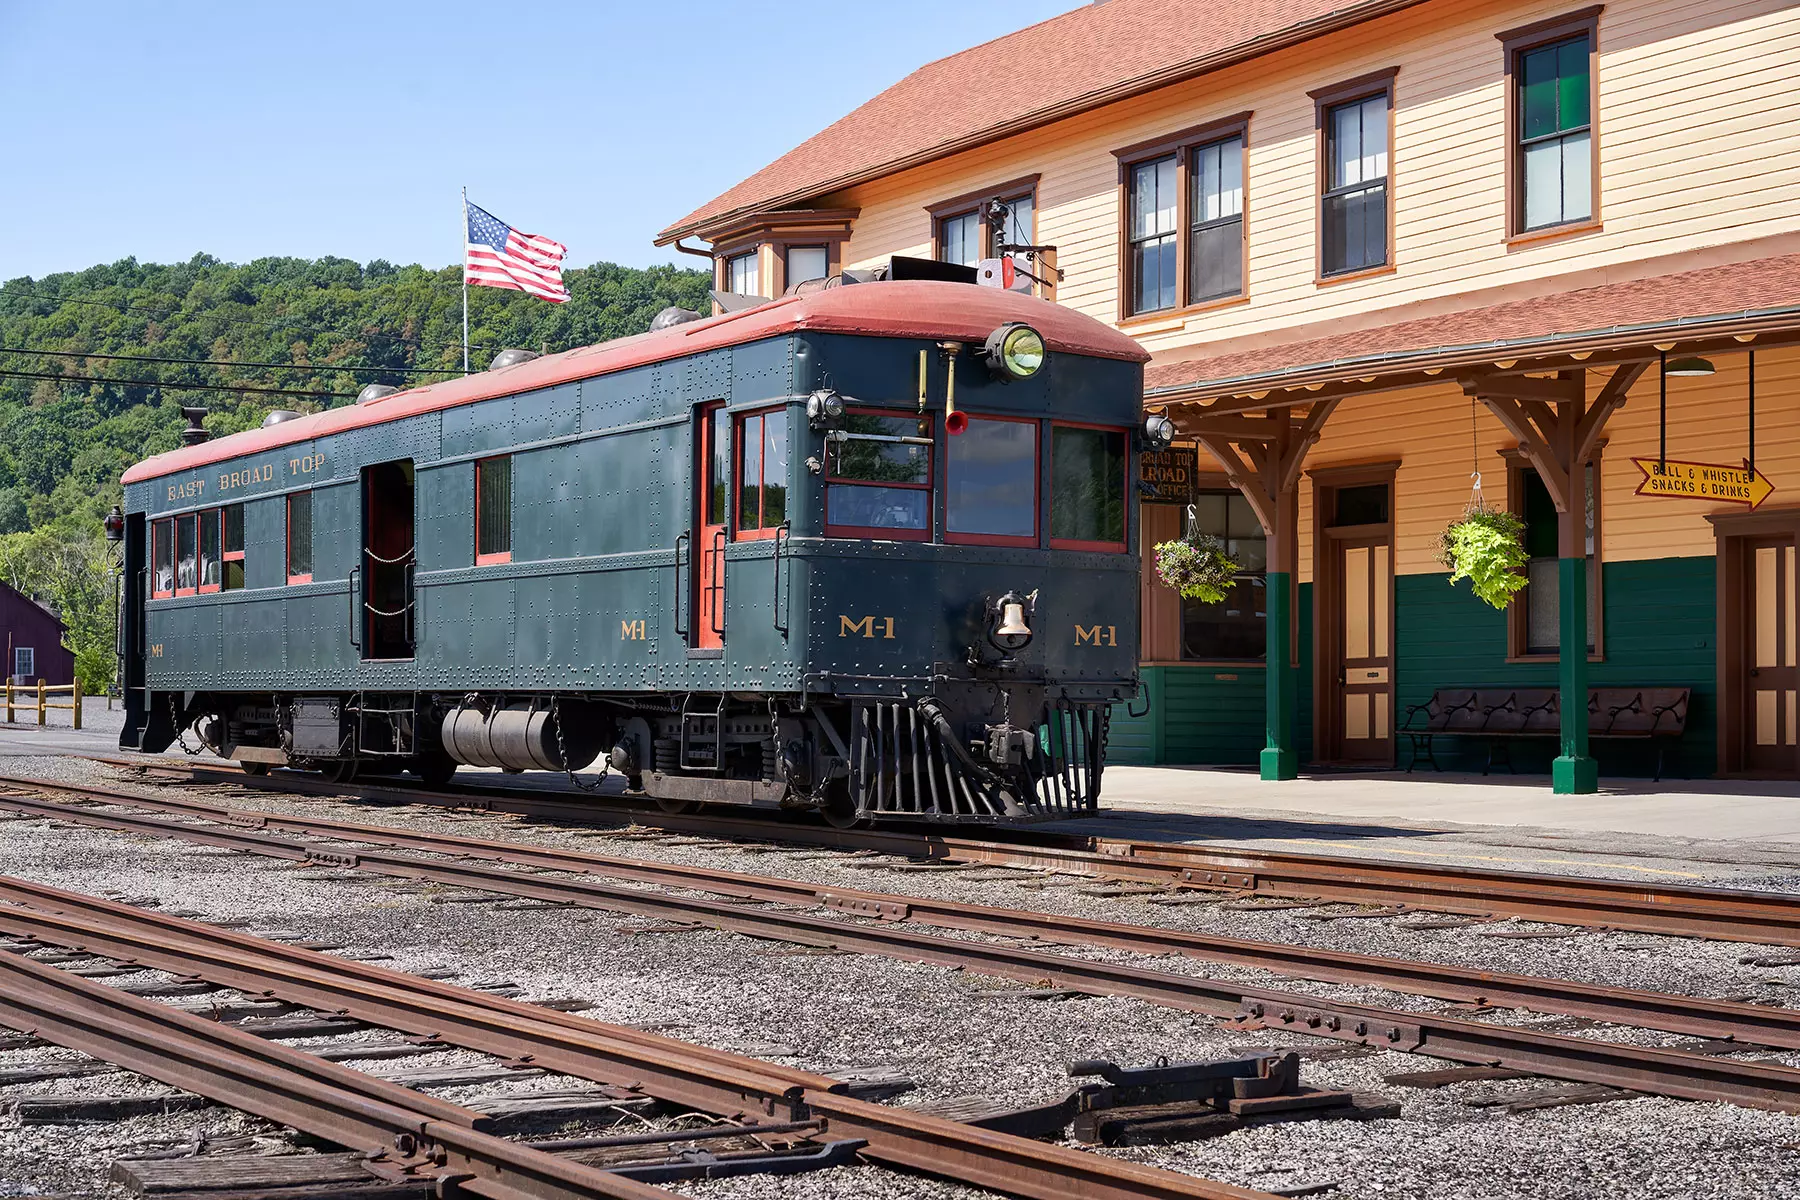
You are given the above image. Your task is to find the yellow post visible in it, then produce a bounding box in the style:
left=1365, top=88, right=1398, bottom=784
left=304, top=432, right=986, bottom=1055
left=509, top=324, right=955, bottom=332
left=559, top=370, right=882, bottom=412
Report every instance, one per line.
left=6, top=680, right=13, bottom=723
left=72, top=679, right=81, bottom=730
left=36, top=680, right=45, bottom=726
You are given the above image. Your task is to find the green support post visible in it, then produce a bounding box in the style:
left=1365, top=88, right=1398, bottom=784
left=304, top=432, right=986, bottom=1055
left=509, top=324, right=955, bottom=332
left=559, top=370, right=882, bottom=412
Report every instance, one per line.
left=1261, top=569, right=1297, bottom=781
left=1552, top=552, right=1595, bottom=793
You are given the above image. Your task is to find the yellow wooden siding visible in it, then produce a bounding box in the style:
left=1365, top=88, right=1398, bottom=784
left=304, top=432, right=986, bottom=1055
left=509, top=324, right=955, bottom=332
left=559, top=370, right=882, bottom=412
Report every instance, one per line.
left=1266, top=346, right=1800, bottom=583
left=827, top=0, right=1800, bottom=356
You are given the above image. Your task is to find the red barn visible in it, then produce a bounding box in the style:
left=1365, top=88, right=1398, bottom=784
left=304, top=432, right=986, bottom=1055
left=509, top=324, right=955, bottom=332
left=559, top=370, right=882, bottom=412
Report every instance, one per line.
left=0, top=581, right=75, bottom=687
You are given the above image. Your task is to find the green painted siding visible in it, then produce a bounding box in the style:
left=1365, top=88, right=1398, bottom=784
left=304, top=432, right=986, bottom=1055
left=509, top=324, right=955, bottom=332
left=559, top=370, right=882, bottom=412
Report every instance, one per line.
left=1114, top=561, right=1712, bottom=779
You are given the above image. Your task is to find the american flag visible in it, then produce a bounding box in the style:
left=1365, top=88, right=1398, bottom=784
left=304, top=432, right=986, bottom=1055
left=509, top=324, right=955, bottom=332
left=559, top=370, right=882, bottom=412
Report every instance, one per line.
left=464, top=201, right=569, bottom=303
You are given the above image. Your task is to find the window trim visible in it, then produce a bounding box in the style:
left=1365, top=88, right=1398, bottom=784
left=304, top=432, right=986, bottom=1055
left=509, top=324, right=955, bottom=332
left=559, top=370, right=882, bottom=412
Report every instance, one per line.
left=1504, top=444, right=1606, bottom=662
left=286, top=491, right=313, bottom=586
left=1111, top=113, right=1251, bottom=323
left=221, top=503, right=245, bottom=591
left=775, top=243, right=834, bottom=294
left=943, top=413, right=1041, bottom=549
left=722, top=248, right=761, bottom=297
left=151, top=518, right=174, bottom=600
left=1309, top=69, right=1398, bottom=285
left=475, top=455, right=513, bottom=566
left=12, top=646, right=32, bottom=680
left=733, top=406, right=789, bottom=543
left=1048, top=420, right=1131, bottom=553
left=1500, top=6, right=1603, bottom=245
left=823, top=406, right=933, bottom=543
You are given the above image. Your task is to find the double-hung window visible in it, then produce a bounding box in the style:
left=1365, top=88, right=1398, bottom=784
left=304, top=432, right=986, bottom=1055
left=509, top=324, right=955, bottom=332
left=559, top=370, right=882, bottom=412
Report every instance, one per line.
left=152, top=518, right=174, bottom=598
left=1317, top=77, right=1393, bottom=278
left=936, top=208, right=982, bottom=268
left=725, top=250, right=759, bottom=296
left=1507, top=17, right=1595, bottom=235
left=12, top=647, right=32, bottom=681
left=475, top=456, right=512, bottom=565
left=198, top=507, right=221, bottom=593
left=175, top=513, right=198, bottom=595
left=1117, top=118, right=1249, bottom=317
left=222, top=504, right=245, bottom=591
left=735, top=408, right=789, bottom=539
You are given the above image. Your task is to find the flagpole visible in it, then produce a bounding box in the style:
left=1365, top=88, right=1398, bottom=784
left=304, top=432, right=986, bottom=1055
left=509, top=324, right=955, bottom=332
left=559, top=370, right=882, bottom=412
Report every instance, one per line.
left=460, top=187, right=470, bottom=375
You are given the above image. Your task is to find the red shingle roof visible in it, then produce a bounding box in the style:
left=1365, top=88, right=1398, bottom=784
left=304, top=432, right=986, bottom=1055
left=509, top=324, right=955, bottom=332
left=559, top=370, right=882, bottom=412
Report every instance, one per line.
left=1143, top=252, right=1800, bottom=399
left=658, top=0, right=1417, bottom=243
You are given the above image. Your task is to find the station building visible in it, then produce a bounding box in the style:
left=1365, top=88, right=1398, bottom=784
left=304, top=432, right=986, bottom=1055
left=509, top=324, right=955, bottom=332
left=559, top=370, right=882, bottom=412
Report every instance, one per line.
left=657, top=0, right=1800, bottom=790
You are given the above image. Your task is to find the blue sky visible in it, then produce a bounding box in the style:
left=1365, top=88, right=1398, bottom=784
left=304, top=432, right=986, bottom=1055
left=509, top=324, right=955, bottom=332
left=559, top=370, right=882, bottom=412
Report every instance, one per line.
left=0, top=1, right=1082, bottom=280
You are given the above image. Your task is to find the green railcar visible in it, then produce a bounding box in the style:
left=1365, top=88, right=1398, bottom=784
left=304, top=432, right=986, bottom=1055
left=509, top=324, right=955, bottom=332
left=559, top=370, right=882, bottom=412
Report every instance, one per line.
left=120, top=279, right=1154, bottom=823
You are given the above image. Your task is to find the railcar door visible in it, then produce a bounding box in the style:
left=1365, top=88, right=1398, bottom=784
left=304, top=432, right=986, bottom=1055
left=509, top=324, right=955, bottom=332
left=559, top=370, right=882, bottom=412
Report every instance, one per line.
left=695, top=403, right=728, bottom=649
left=361, top=459, right=415, bottom=659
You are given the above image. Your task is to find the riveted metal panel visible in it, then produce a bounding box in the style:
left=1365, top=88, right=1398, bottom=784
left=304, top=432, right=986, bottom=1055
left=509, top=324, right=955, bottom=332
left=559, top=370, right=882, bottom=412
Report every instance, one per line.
left=284, top=589, right=352, bottom=682
left=683, top=350, right=731, bottom=405
left=243, top=497, right=286, bottom=590
left=221, top=596, right=285, bottom=685
left=581, top=368, right=662, bottom=430
left=308, top=482, right=359, bottom=582
left=417, top=580, right=471, bottom=687
left=415, top=463, right=472, bottom=572
left=729, top=337, right=792, bottom=405
left=515, top=383, right=581, bottom=445
left=441, top=395, right=515, bottom=459
left=347, top=415, right=431, bottom=467
left=466, top=578, right=516, bottom=687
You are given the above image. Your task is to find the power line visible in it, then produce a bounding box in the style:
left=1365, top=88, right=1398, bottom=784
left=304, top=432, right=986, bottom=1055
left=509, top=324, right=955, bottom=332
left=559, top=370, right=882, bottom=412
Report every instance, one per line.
left=0, top=367, right=348, bottom=400
left=0, top=345, right=457, bottom=378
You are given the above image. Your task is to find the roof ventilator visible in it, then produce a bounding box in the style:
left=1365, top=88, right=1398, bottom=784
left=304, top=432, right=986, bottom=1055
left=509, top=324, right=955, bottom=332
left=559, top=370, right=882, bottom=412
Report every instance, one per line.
left=488, top=348, right=540, bottom=371
left=261, top=410, right=303, bottom=427
left=650, top=306, right=704, bottom=331
left=179, top=406, right=210, bottom=446
left=355, top=384, right=400, bottom=405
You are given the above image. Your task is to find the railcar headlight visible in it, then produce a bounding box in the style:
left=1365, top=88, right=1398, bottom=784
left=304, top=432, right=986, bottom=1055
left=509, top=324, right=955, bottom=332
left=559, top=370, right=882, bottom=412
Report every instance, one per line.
left=806, top=388, right=845, bottom=430
left=1143, top=412, right=1175, bottom=451
left=983, top=323, right=1045, bottom=381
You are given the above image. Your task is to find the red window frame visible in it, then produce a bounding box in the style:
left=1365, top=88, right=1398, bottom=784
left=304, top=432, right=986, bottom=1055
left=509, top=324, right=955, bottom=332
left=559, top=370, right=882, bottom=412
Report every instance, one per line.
left=222, top=503, right=245, bottom=591
left=944, top=413, right=1041, bottom=549
left=823, top=407, right=933, bottom=543
left=197, top=508, right=222, bottom=594
left=1048, top=420, right=1132, bottom=553
left=734, top=407, right=789, bottom=542
left=475, top=455, right=513, bottom=565
left=151, top=518, right=174, bottom=599
left=287, top=491, right=313, bottom=585
left=175, top=512, right=199, bottom=597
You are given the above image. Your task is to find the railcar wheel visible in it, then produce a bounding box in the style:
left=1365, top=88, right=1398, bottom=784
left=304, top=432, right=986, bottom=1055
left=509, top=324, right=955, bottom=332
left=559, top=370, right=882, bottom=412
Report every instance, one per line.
left=654, top=794, right=697, bottom=815
left=820, top=789, right=867, bottom=830
left=238, top=762, right=270, bottom=777
left=413, top=753, right=458, bottom=788
left=318, top=759, right=359, bottom=784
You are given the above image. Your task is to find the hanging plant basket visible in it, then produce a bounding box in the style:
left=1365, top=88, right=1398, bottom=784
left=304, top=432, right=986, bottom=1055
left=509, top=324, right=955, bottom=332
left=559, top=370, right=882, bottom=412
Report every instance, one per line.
left=1439, top=504, right=1528, bottom=610
left=1154, top=531, right=1240, bottom=604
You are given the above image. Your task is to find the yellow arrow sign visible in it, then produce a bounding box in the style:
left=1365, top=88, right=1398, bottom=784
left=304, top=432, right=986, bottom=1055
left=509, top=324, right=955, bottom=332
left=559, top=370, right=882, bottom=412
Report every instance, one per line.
left=1632, top=457, right=1774, bottom=509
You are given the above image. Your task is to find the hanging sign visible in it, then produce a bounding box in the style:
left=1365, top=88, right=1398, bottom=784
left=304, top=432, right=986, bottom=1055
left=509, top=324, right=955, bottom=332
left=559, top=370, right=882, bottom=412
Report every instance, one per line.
left=1139, top=446, right=1200, bottom=502
left=1632, top=457, right=1774, bottom=509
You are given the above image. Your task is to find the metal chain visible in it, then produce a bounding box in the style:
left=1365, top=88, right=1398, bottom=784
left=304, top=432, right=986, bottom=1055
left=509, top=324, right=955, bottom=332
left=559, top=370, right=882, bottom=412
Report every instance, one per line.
left=551, top=696, right=608, bottom=792
left=1468, top=393, right=1484, bottom=511
left=170, top=694, right=203, bottom=757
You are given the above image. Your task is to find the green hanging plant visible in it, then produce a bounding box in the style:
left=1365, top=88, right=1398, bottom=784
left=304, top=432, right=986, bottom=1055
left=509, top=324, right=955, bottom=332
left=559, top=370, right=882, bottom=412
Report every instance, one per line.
left=1439, top=505, right=1529, bottom=610
left=1154, top=530, right=1240, bottom=604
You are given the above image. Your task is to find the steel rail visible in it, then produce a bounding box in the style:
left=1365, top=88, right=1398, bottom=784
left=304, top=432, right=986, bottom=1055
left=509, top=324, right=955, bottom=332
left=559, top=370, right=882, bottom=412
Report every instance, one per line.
left=104, top=759, right=1800, bottom=946
left=8, top=782, right=1800, bottom=1114
left=0, top=875, right=1274, bottom=1200
left=0, top=950, right=677, bottom=1200
left=16, top=775, right=1800, bottom=1050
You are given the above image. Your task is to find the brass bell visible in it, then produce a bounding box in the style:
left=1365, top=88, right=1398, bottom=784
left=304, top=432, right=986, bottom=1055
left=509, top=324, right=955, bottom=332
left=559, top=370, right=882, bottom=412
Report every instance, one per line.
left=996, top=600, right=1031, bottom=638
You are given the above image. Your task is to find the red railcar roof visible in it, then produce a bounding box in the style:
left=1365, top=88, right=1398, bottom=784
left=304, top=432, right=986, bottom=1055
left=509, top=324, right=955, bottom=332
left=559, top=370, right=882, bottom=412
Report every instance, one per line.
left=122, top=281, right=1148, bottom=486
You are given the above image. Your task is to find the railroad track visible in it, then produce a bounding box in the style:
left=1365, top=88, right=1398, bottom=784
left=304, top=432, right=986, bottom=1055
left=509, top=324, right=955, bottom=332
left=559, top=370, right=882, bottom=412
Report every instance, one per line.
left=0, top=872, right=1276, bottom=1200
left=8, top=771, right=1800, bottom=1116
left=108, top=755, right=1800, bottom=947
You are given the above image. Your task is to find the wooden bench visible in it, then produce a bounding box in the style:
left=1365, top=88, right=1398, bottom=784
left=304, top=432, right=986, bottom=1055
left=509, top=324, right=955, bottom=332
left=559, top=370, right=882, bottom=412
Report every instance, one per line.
left=1402, top=686, right=1690, bottom=781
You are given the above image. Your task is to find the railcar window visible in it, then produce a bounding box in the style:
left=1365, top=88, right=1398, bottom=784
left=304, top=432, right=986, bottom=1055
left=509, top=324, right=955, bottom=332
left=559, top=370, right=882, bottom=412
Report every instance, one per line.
left=152, top=519, right=174, bottom=598
left=946, top=416, right=1039, bottom=546
left=198, top=508, right=221, bottom=593
left=707, top=407, right=730, bottom=527
left=222, top=504, right=245, bottom=591
left=736, top=409, right=789, bottom=536
left=287, top=492, right=313, bottom=584
left=476, top=456, right=512, bottom=564
left=1050, top=425, right=1128, bottom=550
left=824, top=411, right=931, bottom=539
left=176, top=514, right=198, bottom=595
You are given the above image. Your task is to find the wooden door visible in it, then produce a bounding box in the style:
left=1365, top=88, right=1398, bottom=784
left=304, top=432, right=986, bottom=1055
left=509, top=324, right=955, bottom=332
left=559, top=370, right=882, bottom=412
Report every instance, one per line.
left=696, top=403, right=729, bottom=649
left=1746, top=538, right=1798, bottom=773
left=1334, top=536, right=1393, bottom=764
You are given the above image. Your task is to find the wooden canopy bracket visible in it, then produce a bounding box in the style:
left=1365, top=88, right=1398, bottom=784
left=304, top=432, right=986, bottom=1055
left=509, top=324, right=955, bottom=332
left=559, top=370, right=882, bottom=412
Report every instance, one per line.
left=1462, top=364, right=1640, bottom=516
left=1191, top=399, right=1342, bottom=538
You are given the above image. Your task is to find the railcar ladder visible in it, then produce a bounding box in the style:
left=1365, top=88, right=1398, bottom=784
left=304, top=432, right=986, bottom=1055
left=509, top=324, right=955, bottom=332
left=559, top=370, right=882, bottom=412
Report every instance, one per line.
left=678, top=694, right=726, bottom=772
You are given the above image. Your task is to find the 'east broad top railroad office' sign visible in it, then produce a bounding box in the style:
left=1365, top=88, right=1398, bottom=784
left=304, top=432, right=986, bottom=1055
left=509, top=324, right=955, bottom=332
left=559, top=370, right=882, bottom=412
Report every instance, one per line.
left=1632, top=457, right=1775, bottom=509
left=1140, top=446, right=1200, bottom=502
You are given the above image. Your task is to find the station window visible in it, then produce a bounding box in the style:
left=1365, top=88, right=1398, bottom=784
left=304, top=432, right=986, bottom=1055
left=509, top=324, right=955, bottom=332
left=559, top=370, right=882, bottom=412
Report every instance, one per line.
left=1181, top=492, right=1267, bottom=662
left=931, top=188, right=1039, bottom=293
left=1503, top=9, right=1598, bottom=238
left=222, top=504, right=245, bottom=591
left=946, top=415, right=1038, bottom=547
left=476, top=455, right=512, bottom=564
left=784, top=246, right=829, bottom=289
left=735, top=409, right=789, bottom=539
left=175, top=513, right=198, bottom=596
left=824, top=411, right=931, bottom=541
left=1510, top=460, right=1600, bottom=657
left=1049, top=424, right=1127, bottom=551
left=725, top=250, right=759, bottom=297
left=1320, top=86, right=1392, bottom=277
left=936, top=208, right=982, bottom=268
left=152, top=518, right=174, bottom=598
left=198, top=507, right=221, bottom=593
left=287, top=491, right=313, bottom=584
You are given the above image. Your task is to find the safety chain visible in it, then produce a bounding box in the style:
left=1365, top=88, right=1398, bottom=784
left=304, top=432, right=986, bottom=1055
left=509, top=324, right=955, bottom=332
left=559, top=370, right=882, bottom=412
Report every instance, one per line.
left=550, top=696, right=608, bottom=792
left=169, top=694, right=204, bottom=757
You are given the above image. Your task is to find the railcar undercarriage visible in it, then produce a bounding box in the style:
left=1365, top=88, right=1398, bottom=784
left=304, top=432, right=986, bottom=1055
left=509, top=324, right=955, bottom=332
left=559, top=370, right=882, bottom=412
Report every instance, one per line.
left=161, top=684, right=1110, bottom=824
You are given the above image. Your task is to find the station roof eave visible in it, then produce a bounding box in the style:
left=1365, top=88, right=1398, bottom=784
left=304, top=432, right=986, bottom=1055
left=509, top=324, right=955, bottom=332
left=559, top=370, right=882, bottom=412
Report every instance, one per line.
left=1143, top=250, right=1800, bottom=412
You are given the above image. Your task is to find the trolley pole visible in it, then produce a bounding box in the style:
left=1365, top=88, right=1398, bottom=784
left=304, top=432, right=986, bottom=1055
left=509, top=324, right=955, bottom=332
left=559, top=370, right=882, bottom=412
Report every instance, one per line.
left=461, top=187, right=470, bottom=376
